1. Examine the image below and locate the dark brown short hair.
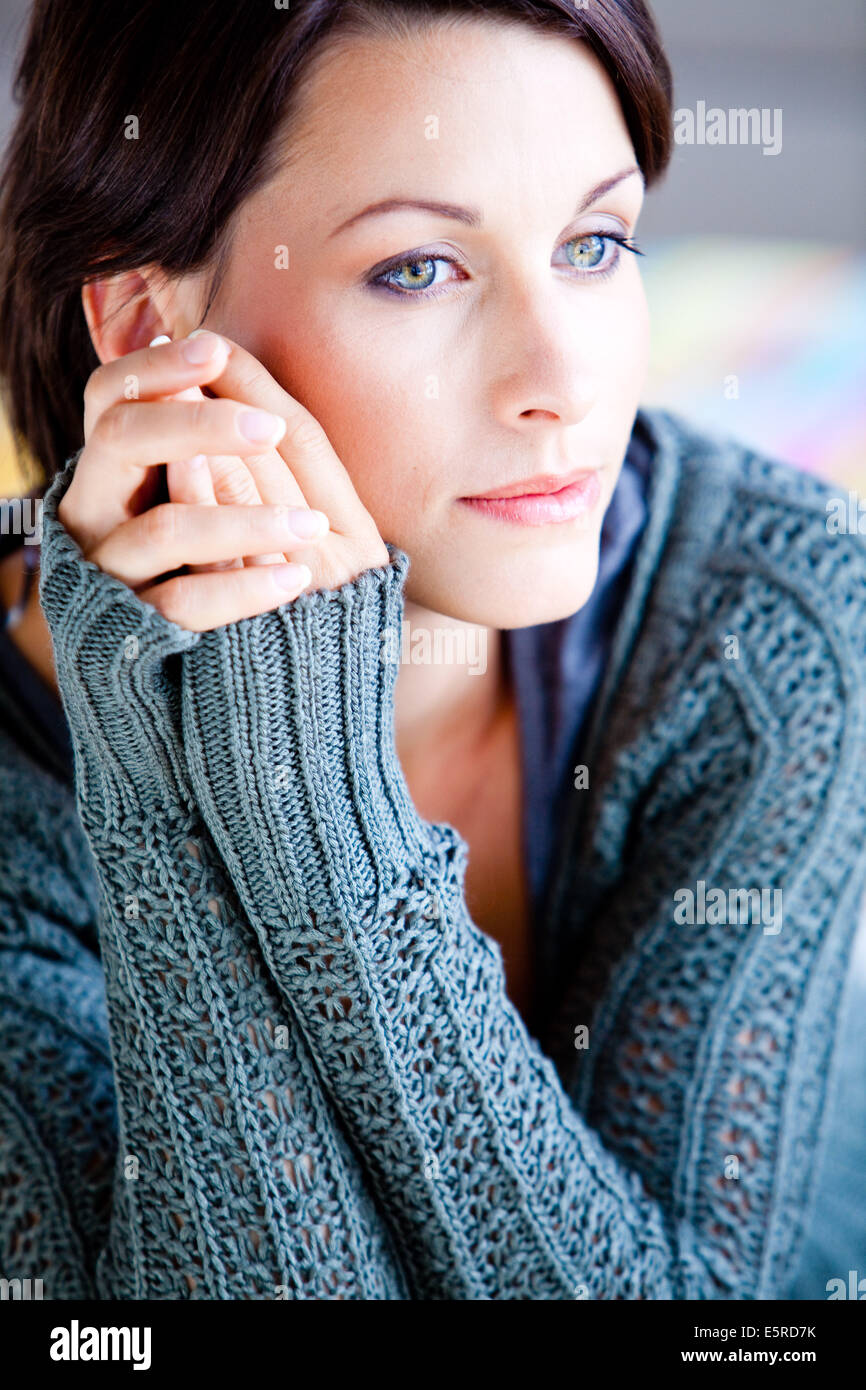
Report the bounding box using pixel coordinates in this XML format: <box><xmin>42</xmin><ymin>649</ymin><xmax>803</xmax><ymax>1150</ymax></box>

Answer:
<box><xmin>0</xmin><ymin>0</ymin><xmax>673</xmax><ymax>493</ymax></box>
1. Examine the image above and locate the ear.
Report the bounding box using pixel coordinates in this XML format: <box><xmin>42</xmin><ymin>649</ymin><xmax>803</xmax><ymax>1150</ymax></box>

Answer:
<box><xmin>81</xmin><ymin>268</ymin><xmax>202</xmax><ymax>365</ymax></box>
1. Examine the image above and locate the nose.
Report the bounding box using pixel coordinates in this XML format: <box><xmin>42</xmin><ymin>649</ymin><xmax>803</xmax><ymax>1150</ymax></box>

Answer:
<box><xmin>487</xmin><ymin>278</ymin><xmax>600</xmax><ymax>430</ymax></box>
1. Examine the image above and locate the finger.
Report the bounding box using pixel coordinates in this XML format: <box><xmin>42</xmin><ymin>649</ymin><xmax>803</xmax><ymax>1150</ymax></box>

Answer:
<box><xmin>87</xmin><ymin>502</ymin><xmax>329</xmax><ymax>586</ymax></box>
<box><xmin>213</xmin><ymin>443</ymin><xmax>309</xmax><ymax>513</ymax></box>
<box><xmin>73</xmin><ymin>396</ymin><xmax>290</xmax><ymax>543</ymax></box>
<box><xmin>191</xmin><ymin>334</ymin><xmax>362</xmax><ymax>529</ymax></box>
<box><xmin>156</xmin><ymin>357</ymin><xmax>256</xmax><ymax>570</ymax></box>
<box><xmin>157</xmin><ymin>365</ymin><xmax>219</xmax><ymax>509</ymax></box>
<box><xmin>159</xmin><ymin>336</ymin><xmax>295</xmax><ymax>520</ymax></box>
<box><xmin>167</xmin><ymin>350</ymin><xmax>306</xmax><ymax>567</ymax></box>
<box><xmin>152</xmin><ymin>333</ymin><xmax>329</xmax><ymax>572</ymax></box>
<box><xmin>151</xmin><ymin>334</ymin><xmax>348</xmax><ymax>564</ymax></box>
<box><xmin>175</xmin><ymin>332</ymin><xmax>294</xmax><ymax>524</ymax></box>
<box><xmin>167</xmin><ymin>452</ymin><xmax>250</xmax><ymax>573</ymax></box>
<box><xmin>137</xmin><ymin>560</ymin><xmax>314</xmax><ymax>633</ymax></box>
<box><xmin>200</xmin><ymin>450</ymin><xmax>298</xmax><ymax>567</ymax></box>
<box><xmin>167</xmin><ymin>452</ymin><xmax>218</xmax><ymax>507</ymax></box>
<box><xmin>84</xmin><ymin>331</ymin><xmax>233</xmax><ymax>437</ymax></box>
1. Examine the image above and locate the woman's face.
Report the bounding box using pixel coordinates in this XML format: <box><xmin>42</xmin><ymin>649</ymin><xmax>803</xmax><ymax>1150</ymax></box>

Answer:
<box><xmin>204</xmin><ymin>18</ymin><xmax>649</xmax><ymax>628</ymax></box>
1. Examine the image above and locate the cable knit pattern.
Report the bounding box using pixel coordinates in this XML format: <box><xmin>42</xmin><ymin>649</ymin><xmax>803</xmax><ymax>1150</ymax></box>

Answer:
<box><xmin>1</xmin><ymin>406</ymin><xmax>865</xmax><ymax>1299</ymax></box>
<box><xmin>538</xmin><ymin>435</ymin><xmax>866</xmax><ymax>1298</ymax></box>
<box><xmin>1</xmin><ymin>463</ymin><xmax>409</xmax><ymax>1299</ymax></box>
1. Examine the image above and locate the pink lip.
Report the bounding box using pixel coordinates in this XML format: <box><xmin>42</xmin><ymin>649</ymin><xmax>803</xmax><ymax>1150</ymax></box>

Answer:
<box><xmin>463</xmin><ymin>465</ymin><xmax>595</xmax><ymax>499</ymax></box>
<box><xmin>458</xmin><ymin>470</ymin><xmax>602</xmax><ymax>526</ymax></box>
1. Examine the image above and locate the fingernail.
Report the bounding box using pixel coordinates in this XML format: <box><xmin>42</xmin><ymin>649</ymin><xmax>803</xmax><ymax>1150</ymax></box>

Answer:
<box><xmin>271</xmin><ymin>562</ymin><xmax>312</xmax><ymax>592</ymax></box>
<box><xmin>238</xmin><ymin>408</ymin><xmax>286</xmax><ymax>443</ymax></box>
<box><xmin>187</xmin><ymin>454</ymin><xmax>207</xmax><ymax>470</ymax></box>
<box><xmin>287</xmin><ymin>508</ymin><xmax>329</xmax><ymax>539</ymax></box>
<box><xmin>149</xmin><ymin>334</ymin><xmax>171</xmax><ymax>347</ymax></box>
<box><xmin>182</xmin><ymin>331</ymin><xmax>223</xmax><ymax>363</ymax></box>
<box><xmin>189</xmin><ymin>327</ymin><xmax>233</xmax><ymax>355</ymax></box>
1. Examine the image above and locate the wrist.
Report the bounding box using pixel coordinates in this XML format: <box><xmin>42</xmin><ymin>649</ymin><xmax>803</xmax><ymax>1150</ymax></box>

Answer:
<box><xmin>181</xmin><ymin>541</ymin><xmax>449</xmax><ymax>920</ymax></box>
<box><xmin>38</xmin><ymin>451</ymin><xmax>202</xmax><ymax>818</ymax></box>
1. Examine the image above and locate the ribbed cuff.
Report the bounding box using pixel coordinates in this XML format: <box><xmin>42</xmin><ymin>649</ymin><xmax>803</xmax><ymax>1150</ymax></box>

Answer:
<box><xmin>181</xmin><ymin>542</ymin><xmax>447</xmax><ymax>921</ymax></box>
<box><xmin>38</xmin><ymin>451</ymin><xmax>202</xmax><ymax>817</ymax></box>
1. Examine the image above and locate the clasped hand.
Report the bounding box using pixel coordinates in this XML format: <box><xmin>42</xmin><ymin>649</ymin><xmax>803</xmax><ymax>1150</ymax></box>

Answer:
<box><xmin>57</xmin><ymin>330</ymin><xmax>390</xmax><ymax>631</ymax></box>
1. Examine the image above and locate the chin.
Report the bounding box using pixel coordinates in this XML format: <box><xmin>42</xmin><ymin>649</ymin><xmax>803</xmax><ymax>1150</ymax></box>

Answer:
<box><xmin>494</xmin><ymin>558</ymin><xmax>601</xmax><ymax>629</ymax></box>
<box><xmin>407</xmin><ymin>533</ymin><xmax>603</xmax><ymax>630</ymax></box>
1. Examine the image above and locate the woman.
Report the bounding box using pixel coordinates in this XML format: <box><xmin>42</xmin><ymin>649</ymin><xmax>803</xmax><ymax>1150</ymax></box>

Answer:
<box><xmin>0</xmin><ymin>0</ymin><xmax>863</xmax><ymax>1300</ymax></box>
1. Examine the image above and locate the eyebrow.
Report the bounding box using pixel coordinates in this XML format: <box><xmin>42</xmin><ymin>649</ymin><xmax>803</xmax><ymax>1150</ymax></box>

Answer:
<box><xmin>328</xmin><ymin>165</ymin><xmax>644</xmax><ymax>239</ymax></box>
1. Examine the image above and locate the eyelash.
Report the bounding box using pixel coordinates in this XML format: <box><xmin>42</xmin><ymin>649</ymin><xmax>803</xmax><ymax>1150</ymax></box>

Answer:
<box><xmin>366</xmin><ymin>231</ymin><xmax>644</xmax><ymax>300</ymax></box>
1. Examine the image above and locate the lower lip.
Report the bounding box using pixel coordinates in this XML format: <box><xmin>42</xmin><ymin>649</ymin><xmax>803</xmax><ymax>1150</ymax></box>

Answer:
<box><xmin>458</xmin><ymin>471</ymin><xmax>602</xmax><ymax>526</ymax></box>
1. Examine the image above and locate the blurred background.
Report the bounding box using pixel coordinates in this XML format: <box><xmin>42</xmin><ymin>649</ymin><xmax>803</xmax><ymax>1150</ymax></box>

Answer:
<box><xmin>637</xmin><ymin>0</ymin><xmax>866</xmax><ymax>491</ymax></box>
<box><xmin>0</xmin><ymin>0</ymin><xmax>864</xmax><ymax>491</ymax></box>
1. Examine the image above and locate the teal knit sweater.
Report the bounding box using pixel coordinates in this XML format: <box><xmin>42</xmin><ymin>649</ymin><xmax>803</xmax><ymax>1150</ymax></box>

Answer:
<box><xmin>2</xmin><ymin>407</ymin><xmax>865</xmax><ymax>1299</ymax></box>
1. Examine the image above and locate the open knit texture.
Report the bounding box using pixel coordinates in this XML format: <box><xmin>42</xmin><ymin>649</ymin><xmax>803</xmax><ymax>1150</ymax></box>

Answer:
<box><xmin>2</xmin><ymin>406</ymin><xmax>866</xmax><ymax>1299</ymax></box>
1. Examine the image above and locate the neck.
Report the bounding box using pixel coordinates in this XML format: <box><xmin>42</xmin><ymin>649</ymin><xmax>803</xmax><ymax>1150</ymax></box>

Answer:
<box><xmin>393</xmin><ymin>596</ymin><xmax>506</xmax><ymax>801</ymax></box>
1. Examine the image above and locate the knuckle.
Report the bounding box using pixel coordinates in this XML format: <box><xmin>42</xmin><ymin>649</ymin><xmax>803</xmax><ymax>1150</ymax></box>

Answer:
<box><xmin>229</xmin><ymin>359</ymin><xmax>265</xmax><ymax>399</ymax></box>
<box><xmin>228</xmin><ymin>475</ymin><xmax>259</xmax><ymax>506</ymax></box>
<box><xmin>82</xmin><ymin>367</ymin><xmax>106</xmax><ymax>418</ymax></box>
<box><xmin>142</xmin><ymin>502</ymin><xmax>179</xmax><ymax>548</ymax></box>
<box><xmin>283</xmin><ymin>408</ymin><xmax>323</xmax><ymax>455</ymax></box>
<box><xmin>188</xmin><ymin>396</ymin><xmax>213</xmax><ymax>436</ymax></box>
<box><xmin>210</xmin><ymin>456</ymin><xmax>259</xmax><ymax>505</ymax></box>
<box><xmin>93</xmin><ymin>401</ymin><xmax>130</xmax><ymax>451</ymax></box>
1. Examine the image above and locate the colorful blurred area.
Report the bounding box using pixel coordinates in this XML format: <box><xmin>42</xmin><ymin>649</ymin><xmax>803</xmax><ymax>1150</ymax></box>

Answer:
<box><xmin>0</xmin><ymin>236</ymin><xmax>863</xmax><ymax>500</ymax></box>
<box><xmin>0</xmin><ymin>393</ymin><xmax>28</xmax><ymax>497</ymax></box>
<box><xmin>641</xmin><ymin>237</ymin><xmax>865</xmax><ymax>492</ymax></box>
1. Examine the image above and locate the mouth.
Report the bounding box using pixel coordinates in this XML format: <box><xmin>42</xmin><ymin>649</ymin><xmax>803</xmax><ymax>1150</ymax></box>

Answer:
<box><xmin>461</xmin><ymin>464</ymin><xmax>599</xmax><ymax>500</ymax></box>
<box><xmin>457</xmin><ymin>466</ymin><xmax>604</xmax><ymax>527</ymax></box>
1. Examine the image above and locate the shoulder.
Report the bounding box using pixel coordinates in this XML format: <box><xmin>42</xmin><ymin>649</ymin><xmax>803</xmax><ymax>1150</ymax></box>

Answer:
<box><xmin>632</xmin><ymin>407</ymin><xmax>866</xmax><ymax>654</ymax></box>
<box><xmin>598</xmin><ymin>408</ymin><xmax>866</xmax><ymax>826</ymax></box>
<box><xmin>638</xmin><ymin>404</ymin><xmax>864</xmax><ymax>545</ymax></box>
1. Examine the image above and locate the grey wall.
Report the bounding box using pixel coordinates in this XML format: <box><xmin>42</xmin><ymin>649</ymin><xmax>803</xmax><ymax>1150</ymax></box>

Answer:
<box><xmin>642</xmin><ymin>0</ymin><xmax>866</xmax><ymax>241</ymax></box>
<box><xmin>0</xmin><ymin>0</ymin><xmax>27</xmax><ymax>150</ymax></box>
<box><xmin>0</xmin><ymin>0</ymin><xmax>863</xmax><ymax>241</ymax></box>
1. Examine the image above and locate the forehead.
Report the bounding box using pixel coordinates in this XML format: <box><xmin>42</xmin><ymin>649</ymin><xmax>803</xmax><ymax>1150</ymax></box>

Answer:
<box><xmin>272</xmin><ymin>19</ymin><xmax>637</xmax><ymax>214</ymax></box>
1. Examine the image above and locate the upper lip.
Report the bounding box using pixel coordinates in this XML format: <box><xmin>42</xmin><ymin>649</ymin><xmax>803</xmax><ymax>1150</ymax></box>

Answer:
<box><xmin>462</xmin><ymin>463</ymin><xmax>600</xmax><ymax>500</ymax></box>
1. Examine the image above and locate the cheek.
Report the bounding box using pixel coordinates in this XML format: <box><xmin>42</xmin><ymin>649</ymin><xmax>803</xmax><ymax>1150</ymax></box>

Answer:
<box><xmin>607</xmin><ymin>278</ymin><xmax>650</xmax><ymax>393</ymax></box>
<box><xmin>594</xmin><ymin>283</ymin><xmax>650</xmax><ymax>474</ymax></box>
<box><xmin>269</xmin><ymin>319</ymin><xmax>443</xmax><ymax>525</ymax></box>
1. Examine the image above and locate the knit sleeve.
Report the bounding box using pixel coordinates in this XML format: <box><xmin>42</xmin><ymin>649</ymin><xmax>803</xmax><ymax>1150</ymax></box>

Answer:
<box><xmin>0</xmin><ymin>938</ymin><xmax>122</xmax><ymax>1300</ymax></box>
<box><xmin>0</xmin><ymin>760</ymin><xmax>118</xmax><ymax>1300</ymax></box>
<box><xmin>34</xmin><ymin>453</ymin><xmax>409</xmax><ymax>1300</ymax></box>
<box><xmin>179</xmin><ymin>548</ymin><xmax>742</xmax><ymax>1301</ymax></box>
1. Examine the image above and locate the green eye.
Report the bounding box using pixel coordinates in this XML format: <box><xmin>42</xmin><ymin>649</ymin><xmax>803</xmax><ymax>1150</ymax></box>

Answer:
<box><xmin>367</xmin><ymin>232</ymin><xmax>643</xmax><ymax>301</ymax></box>
<box><xmin>564</xmin><ymin>234</ymin><xmax>608</xmax><ymax>270</ymax></box>
<box><xmin>381</xmin><ymin>257</ymin><xmax>446</xmax><ymax>293</ymax></box>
